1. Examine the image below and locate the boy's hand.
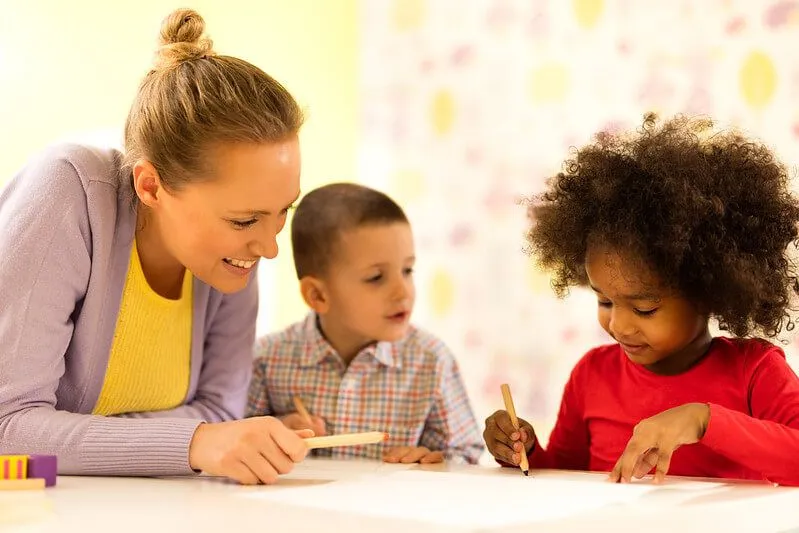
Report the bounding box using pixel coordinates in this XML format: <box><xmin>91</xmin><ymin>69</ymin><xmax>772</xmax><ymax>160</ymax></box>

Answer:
<box><xmin>483</xmin><ymin>410</ymin><xmax>536</xmax><ymax>466</ymax></box>
<box><xmin>382</xmin><ymin>446</ymin><xmax>444</xmax><ymax>464</ymax></box>
<box><xmin>609</xmin><ymin>402</ymin><xmax>710</xmax><ymax>484</ymax></box>
<box><xmin>280</xmin><ymin>412</ymin><xmax>328</xmax><ymax>437</ymax></box>
<box><xmin>188</xmin><ymin>416</ymin><xmax>312</xmax><ymax>485</ymax></box>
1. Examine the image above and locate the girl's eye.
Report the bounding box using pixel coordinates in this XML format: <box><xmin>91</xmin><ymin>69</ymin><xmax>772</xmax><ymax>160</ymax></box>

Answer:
<box><xmin>634</xmin><ymin>308</ymin><xmax>658</xmax><ymax>317</ymax></box>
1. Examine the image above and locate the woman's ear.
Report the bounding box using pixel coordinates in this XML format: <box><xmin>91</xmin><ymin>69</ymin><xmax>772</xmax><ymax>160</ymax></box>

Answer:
<box><xmin>132</xmin><ymin>160</ymin><xmax>165</xmax><ymax>208</ymax></box>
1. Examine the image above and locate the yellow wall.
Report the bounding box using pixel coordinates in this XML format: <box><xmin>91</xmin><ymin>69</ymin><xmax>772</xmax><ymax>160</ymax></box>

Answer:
<box><xmin>0</xmin><ymin>0</ymin><xmax>358</xmax><ymax>330</ymax></box>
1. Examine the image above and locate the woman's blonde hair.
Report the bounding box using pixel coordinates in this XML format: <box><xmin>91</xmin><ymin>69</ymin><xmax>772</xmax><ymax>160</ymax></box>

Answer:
<box><xmin>123</xmin><ymin>8</ymin><xmax>304</xmax><ymax>190</ymax></box>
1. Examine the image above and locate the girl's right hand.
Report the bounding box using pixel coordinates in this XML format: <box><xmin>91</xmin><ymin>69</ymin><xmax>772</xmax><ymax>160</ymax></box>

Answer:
<box><xmin>188</xmin><ymin>416</ymin><xmax>312</xmax><ymax>485</ymax></box>
<box><xmin>483</xmin><ymin>410</ymin><xmax>536</xmax><ymax>465</ymax></box>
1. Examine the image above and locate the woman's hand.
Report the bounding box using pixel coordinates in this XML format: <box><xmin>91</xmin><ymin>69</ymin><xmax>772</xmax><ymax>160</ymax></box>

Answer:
<box><xmin>188</xmin><ymin>416</ymin><xmax>312</xmax><ymax>485</ymax></box>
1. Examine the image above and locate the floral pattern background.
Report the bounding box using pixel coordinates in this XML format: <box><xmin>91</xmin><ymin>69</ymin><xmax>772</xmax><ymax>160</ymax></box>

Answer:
<box><xmin>358</xmin><ymin>0</ymin><xmax>799</xmax><ymax>457</ymax></box>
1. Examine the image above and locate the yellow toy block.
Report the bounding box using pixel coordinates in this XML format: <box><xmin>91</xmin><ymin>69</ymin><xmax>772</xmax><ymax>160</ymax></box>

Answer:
<box><xmin>0</xmin><ymin>455</ymin><xmax>27</xmax><ymax>480</ymax></box>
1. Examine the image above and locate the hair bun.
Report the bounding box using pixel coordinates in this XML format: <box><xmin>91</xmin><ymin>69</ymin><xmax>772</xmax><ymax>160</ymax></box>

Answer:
<box><xmin>154</xmin><ymin>9</ymin><xmax>215</xmax><ymax>69</ymax></box>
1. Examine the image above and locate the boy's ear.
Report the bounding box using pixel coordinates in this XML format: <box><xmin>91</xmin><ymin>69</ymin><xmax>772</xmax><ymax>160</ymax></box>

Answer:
<box><xmin>300</xmin><ymin>276</ymin><xmax>330</xmax><ymax>314</ymax></box>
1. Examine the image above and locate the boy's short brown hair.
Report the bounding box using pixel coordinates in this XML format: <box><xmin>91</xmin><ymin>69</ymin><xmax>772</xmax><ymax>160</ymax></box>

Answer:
<box><xmin>291</xmin><ymin>183</ymin><xmax>408</xmax><ymax>278</ymax></box>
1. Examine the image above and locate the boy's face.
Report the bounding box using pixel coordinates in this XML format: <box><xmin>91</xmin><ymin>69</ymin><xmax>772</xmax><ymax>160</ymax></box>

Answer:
<box><xmin>585</xmin><ymin>244</ymin><xmax>710</xmax><ymax>375</ymax></box>
<box><xmin>317</xmin><ymin>222</ymin><xmax>416</xmax><ymax>344</ymax></box>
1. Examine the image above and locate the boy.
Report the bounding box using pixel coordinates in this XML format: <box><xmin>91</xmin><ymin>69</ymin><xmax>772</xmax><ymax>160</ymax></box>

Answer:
<box><xmin>247</xmin><ymin>183</ymin><xmax>483</xmax><ymax>464</ymax></box>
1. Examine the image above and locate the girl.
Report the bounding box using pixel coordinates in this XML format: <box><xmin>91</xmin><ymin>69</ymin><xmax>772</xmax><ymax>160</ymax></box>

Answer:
<box><xmin>484</xmin><ymin>114</ymin><xmax>799</xmax><ymax>485</ymax></box>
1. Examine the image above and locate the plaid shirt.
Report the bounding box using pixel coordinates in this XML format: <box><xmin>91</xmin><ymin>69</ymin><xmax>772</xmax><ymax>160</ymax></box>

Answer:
<box><xmin>247</xmin><ymin>313</ymin><xmax>483</xmax><ymax>464</ymax></box>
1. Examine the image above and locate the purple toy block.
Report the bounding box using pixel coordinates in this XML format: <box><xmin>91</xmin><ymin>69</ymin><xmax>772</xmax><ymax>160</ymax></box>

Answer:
<box><xmin>27</xmin><ymin>455</ymin><xmax>57</xmax><ymax>487</ymax></box>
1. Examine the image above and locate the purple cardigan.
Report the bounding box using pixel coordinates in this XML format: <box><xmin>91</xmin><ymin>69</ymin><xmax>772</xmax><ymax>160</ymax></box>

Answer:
<box><xmin>0</xmin><ymin>144</ymin><xmax>258</xmax><ymax>476</ymax></box>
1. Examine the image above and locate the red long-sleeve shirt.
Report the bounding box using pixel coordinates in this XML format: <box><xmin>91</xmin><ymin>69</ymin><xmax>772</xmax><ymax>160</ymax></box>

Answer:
<box><xmin>529</xmin><ymin>337</ymin><xmax>799</xmax><ymax>485</ymax></box>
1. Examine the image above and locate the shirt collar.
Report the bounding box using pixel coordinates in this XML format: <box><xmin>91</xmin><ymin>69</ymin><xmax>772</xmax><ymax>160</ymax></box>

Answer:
<box><xmin>298</xmin><ymin>312</ymin><xmax>401</xmax><ymax>369</ymax></box>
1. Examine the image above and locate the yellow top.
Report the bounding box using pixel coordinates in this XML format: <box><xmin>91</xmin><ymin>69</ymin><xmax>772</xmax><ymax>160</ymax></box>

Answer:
<box><xmin>93</xmin><ymin>240</ymin><xmax>193</xmax><ymax>416</ymax></box>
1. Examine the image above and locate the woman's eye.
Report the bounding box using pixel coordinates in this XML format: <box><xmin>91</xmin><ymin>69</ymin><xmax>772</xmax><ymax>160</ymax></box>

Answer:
<box><xmin>230</xmin><ymin>219</ymin><xmax>257</xmax><ymax>229</ymax></box>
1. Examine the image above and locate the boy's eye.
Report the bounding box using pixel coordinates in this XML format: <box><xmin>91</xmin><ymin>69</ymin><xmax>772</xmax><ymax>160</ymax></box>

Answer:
<box><xmin>403</xmin><ymin>267</ymin><xmax>414</xmax><ymax>276</ymax></box>
<box><xmin>634</xmin><ymin>308</ymin><xmax>658</xmax><ymax>317</ymax></box>
<box><xmin>230</xmin><ymin>218</ymin><xmax>258</xmax><ymax>229</ymax></box>
<box><xmin>598</xmin><ymin>300</ymin><xmax>612</xmax><ymax>308</ymax></box>
<box><xmin>366</xmin><ymin>274</ymin><xmax>382</xmax><ymax>283</ymax></box>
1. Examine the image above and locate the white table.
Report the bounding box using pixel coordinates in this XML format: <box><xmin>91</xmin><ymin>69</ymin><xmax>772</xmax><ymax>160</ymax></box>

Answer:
<box><xmin>1</xmin><ymin>459</ymin><xmax>798</xmax><ymax>532</ymax></box>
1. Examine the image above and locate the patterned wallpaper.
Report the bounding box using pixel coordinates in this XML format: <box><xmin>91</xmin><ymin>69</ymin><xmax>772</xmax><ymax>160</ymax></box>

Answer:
<box><xmin>358</xmin><ymin>0</ymin><xmax>799</xmax><ymax>455</ymax></box>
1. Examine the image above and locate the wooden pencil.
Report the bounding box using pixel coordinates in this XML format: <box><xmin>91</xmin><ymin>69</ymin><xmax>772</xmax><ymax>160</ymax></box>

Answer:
<box><xmin>501</xmin><ymin>383</ymin><xmax>530</xmax><ymax>476</ymax></box>
<box><xmin>304</xmin><ymin>431</ymin><xmax>389</xmax><ymax>450</ymax></box>
<box><xmin>292</xmin><ymin>396</ymin><xmax>313</xmax><ymax>426</ymax></box>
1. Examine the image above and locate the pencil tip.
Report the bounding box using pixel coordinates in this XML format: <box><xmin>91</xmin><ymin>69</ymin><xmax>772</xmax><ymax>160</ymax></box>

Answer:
<box><xmin>523</xmin><ymin>470</ymin><xmax>529</xmax><ymax>477</ymax></box>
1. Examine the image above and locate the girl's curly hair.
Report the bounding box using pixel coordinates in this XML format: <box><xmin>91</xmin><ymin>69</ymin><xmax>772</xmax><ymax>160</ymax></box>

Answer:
<box><xmin>527</xmin><ymin>114</ymin><xmax>799</xmax><ymax>338</ymax></box>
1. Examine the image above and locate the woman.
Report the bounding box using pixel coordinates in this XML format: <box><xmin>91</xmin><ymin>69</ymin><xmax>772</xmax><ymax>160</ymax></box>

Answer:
<box><xmin>0</xmin><ymin>9</ymin><xmax>309</xmax><ymax>485</ymax></box>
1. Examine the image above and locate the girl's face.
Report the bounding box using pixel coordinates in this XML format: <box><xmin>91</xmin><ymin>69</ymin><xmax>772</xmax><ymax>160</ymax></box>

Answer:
<box><xmin>585</xmin><ymin>244</ymin><xmax>711</xmax><ymax>375</ymax></box>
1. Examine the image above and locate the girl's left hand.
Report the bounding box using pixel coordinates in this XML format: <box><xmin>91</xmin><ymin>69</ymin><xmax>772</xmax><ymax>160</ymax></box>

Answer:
<box><xmin>382</xmin><ymin>446</ymin><xmax>445</xmax><ymax>464</ymax></box>
<box><xmin>609</xmin><ymin>403</ymin><xmax>710</xmax><ymax>484</ymax></box>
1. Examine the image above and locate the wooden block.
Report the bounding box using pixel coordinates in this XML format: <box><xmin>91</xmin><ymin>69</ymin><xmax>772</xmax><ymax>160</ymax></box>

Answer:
<box><xmin>27</xmin><ymin>455</ymin><xmax>57</xmax><ymax>487</ymax></box>
<box><xmin>0</xmin><ymin>455</ymin><xmax>28</xmax><ymax>480</ymax></box>
<box><xmin>0</xmin><ymin>478</ymin><xmax>45</xmax><ymax>491</ymax></box>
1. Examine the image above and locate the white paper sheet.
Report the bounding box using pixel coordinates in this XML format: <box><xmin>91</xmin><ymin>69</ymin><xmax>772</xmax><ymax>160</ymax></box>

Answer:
<box><xmin>245</xmin><ymin>468</ymin><xmax>659</xmax><ymax>528</ymax></box>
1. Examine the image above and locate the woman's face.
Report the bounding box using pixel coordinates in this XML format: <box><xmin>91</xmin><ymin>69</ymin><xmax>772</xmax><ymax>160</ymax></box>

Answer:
<box><xmin>139</xmin><ymin>137</ymin><xmax>301</xmax><ymax>294</ymax></box>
